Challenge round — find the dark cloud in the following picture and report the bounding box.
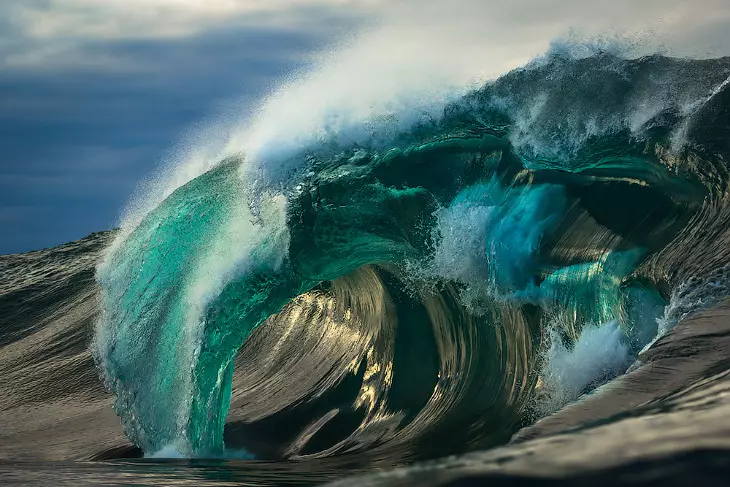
[0,20,357,254]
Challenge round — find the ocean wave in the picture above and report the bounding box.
[93,52,730,462]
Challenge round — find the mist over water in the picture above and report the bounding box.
[116,0,730,236]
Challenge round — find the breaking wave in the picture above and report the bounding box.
[94,51,730,462]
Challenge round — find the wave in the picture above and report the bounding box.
[94,52,730,461]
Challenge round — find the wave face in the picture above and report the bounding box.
[95,53,730,459]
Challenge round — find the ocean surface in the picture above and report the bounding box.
[2,52,730,485]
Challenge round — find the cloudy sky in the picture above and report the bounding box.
[2,0,730,253]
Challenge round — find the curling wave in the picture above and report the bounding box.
[94,52,730,462]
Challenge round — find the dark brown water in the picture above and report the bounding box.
[3,232,730,486]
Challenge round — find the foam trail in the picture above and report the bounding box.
[671,73,730,150]
[638,265,730,355]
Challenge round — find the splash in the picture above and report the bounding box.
[536,321,631,415]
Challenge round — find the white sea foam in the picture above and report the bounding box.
[537,321,631,415]
[539,263,730,415]
[640,265,730,354]
[147,444,186,459]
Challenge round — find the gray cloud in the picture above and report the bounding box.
[0,0,371,70]
[0,11,361,253]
